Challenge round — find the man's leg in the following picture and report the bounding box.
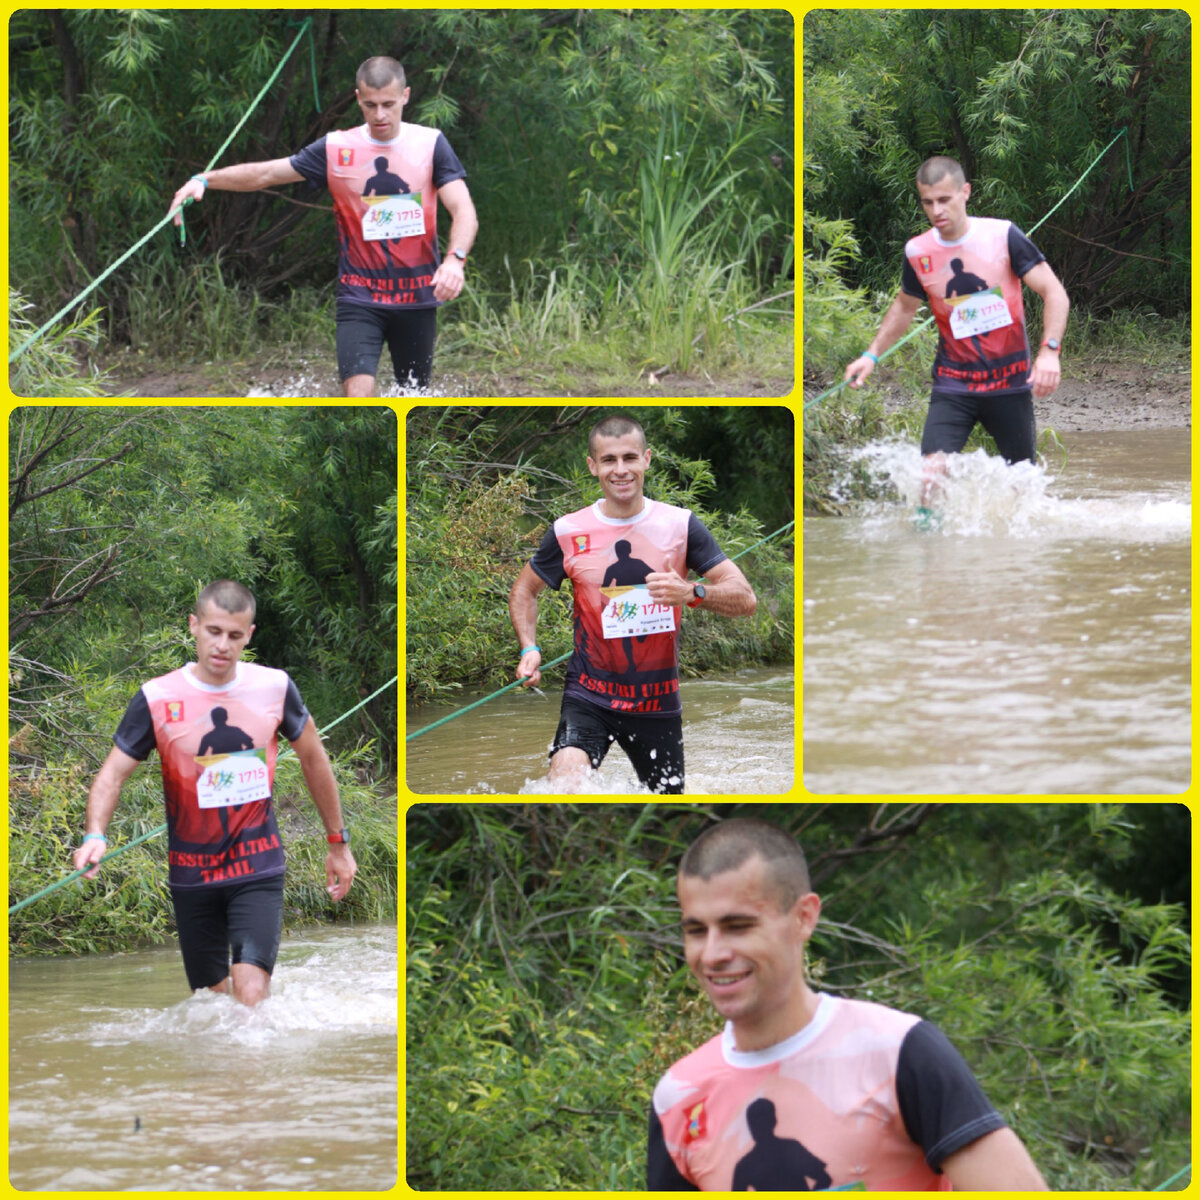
[547,697,611,792]
[978,391,1037,465]
[336,301,384,398]
[225,874,285,1007]
[384,307,437,393]
[618,716,685,794]
[919,391,977,505]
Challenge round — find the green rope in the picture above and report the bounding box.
[8,17,315,365]
[1153,1163,1190,1191]
[803,127,1130,414]
[406,518,796,743]
[7,673,396,915]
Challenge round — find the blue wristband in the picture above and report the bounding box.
[521,644,541,656]
[82,833,107,844]
[863,351,879,363]
[191,174,208,190]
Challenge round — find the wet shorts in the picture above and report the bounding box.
[551,695,685,794]
[336,300,437,389]
[921,388,1036,464]
[169,872,286,990]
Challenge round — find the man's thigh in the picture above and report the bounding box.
[336,301,385,383]
[920,391,979,456]
[616,716,685,794]
[978,392,1037,464]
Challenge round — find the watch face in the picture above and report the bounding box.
[694,584,706,599]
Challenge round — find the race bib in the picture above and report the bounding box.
[361,193,426,242]
[194,747,271,809]
[948,287,1014,339]
[599,585,677,639]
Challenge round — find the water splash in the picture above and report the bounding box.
[838,440,1190,541]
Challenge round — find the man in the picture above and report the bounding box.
[507,415,756,794]
[844,156,1069,504]
[168,55,478,397]
[72,581,357,1006]
[647,818,1049,1190]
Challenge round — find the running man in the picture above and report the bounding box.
[72,581,357,1006]
[169,55,478,397]
[507,415,757,794]
[844,155,1069,502]
[648,818,1049,1190]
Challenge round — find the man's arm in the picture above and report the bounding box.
[941,1127,1049,1191]
[290,717,357,901]
[72,746,142,878]
[431,178,479,302]
[169,157,305,226]
[1022,260,1070,399]
[844,289,925,389]
[508,562,548,687]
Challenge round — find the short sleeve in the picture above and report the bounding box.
[647,1106,699,1191]
[529,525,566,590]
[289,136,329,190]
[900,255,925,298]
[685,513,727,576]
[896,1020,1008,1171]
[1009,224,1047,279]
[281,676,311,743]
[432,133,467,189]
[113,689,156,760]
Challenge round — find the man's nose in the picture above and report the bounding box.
[701,930,732,965]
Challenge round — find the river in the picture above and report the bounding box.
[406,667,794,793]
[8,924,397,1191]
[804,430,1190,793]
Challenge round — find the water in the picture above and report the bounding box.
[406,667,794,793]
[9,925,398,1191]
[804,431,1190,793]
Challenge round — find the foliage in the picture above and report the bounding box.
[405,804,1191,1191]
[405,407,793,704]
[8,290,122,397]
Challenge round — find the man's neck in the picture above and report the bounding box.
[599,496,647,520]
[730,985,821,1053]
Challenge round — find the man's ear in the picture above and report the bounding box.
[793,891,822,942]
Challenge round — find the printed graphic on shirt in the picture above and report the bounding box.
[360,156,425,242]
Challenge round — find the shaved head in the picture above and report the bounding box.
[679,818,812,911]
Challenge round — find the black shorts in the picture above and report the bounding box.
[551,695,685,794]
[921,389,1037,464]
[169,872,286,990]
[336,300,437,389]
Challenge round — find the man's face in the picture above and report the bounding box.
[678,856,819,1051]
[917,175,971,239]
[356,80,411,142]
[587,433,651,510]
[188,601,254,686]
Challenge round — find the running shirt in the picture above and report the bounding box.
[648,994,1006,1191]
[290,123,467,309]
[529,499,726,718]
[901,217,1046,397]
[113,662,309,889]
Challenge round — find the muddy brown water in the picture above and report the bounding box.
[803,430,1190,794]
[8,925,397,1190]
[406,667,794,794]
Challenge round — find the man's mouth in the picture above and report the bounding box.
[708,970,751,988]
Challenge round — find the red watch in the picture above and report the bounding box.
[687,583,706,609]
[327,828,350,844]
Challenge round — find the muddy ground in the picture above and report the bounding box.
[867,359,1191,433]
[97,353,794,399]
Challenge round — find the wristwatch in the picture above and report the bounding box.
[1041,338,1061,352]
[451,248,467,262]
[687,583,706,609]
[327,828,350,845]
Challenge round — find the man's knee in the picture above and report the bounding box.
[230,963,271,1006]
[343,373,376,397]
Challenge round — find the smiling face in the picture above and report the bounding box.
[587,432,651,518]
[678,855,821,1051]
[356,79,411,142]
[917,174,972,240]
[188,601,254,686]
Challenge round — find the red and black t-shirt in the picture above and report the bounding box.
[114,662,309,889]
[529,499,726,718]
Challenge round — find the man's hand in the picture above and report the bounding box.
[645,569,693,607]
[844,355,878,390]
[431,256,465,302]
[73,837,106,880]
[516,648,542,688]
[326,844,357,901]
[1029,347,1061,398]
[170,178,206,226]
